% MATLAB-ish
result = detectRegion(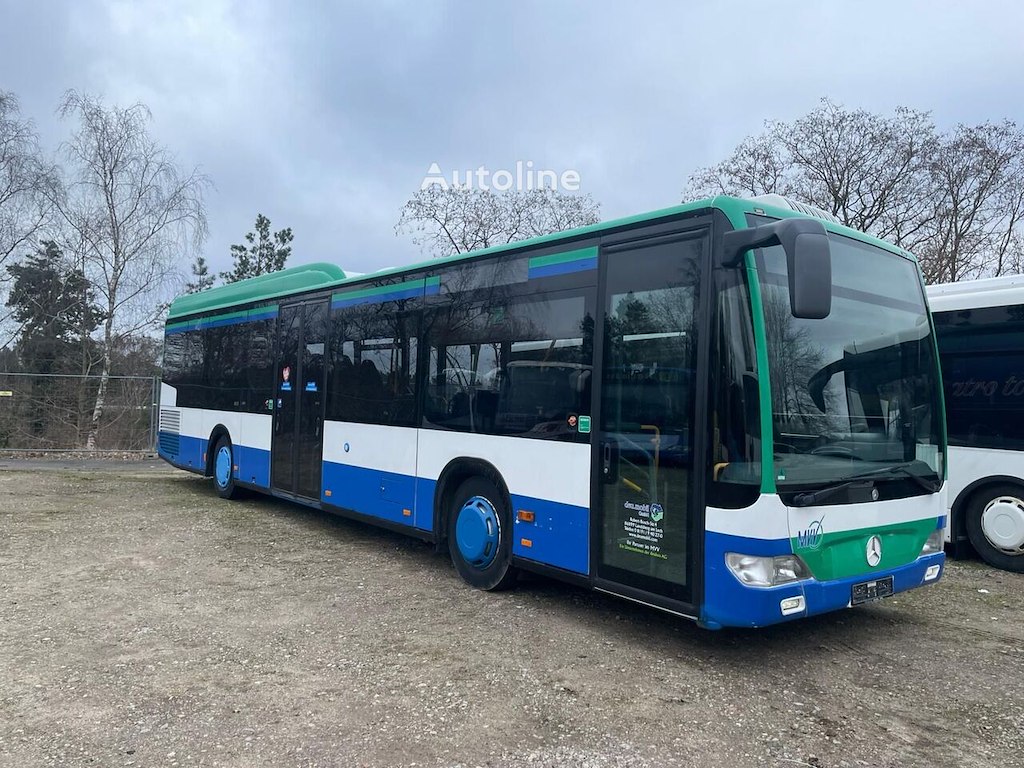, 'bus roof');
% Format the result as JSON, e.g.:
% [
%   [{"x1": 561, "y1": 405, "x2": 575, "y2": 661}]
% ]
[
  {"x1": 926, "y1": 273, "x2": 1024, "y2": 313},
  {"x1": 166, "y1": 194, "x2": 911, "y2": 321}
]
